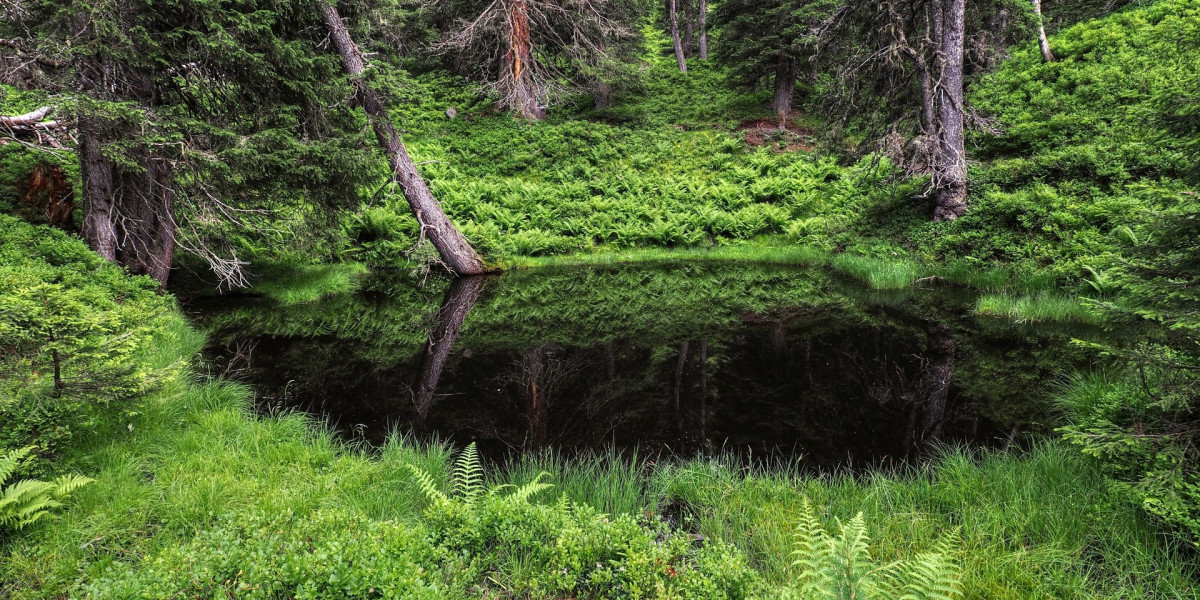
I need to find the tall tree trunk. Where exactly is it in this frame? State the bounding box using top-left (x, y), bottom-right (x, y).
top-left (79, 124), bottom-right (118, 263)
top-left (684, 0), bottom-right (695, 57)
top-left (932, 0), bottom-right (968, 221)
top-left (503, 0), bottom-right (544, 119)
top-left (413, 276), bottom-right (485, 419)
top-left (1031, 0), bottom-right (1055, 62)
top-left (669, 0), bottom-right (687, 72)
top-left (770, 57), bottom-right (797, 118)
top-left (697, 0), bottom-right (708, 60)
top-left (697, 339), bottom-right (708, 447)
top-left (118, 158), bottom-right (176, 284)
top-left (319, 2), bottom-right (487, 275)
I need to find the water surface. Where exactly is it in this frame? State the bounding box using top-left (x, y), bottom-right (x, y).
top-left (191, 263), bottom-right (1100, 469)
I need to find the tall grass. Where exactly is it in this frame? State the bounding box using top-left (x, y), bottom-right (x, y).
top-left (248, 262), bottom-right (370, 304)
top-left (975, 293), bottom-right (1102, 325)
top-left (646, 444), bottom-right (1198, 597)
top-left (503, 242), bottom-right (830, 270)
top-left (830, 254), bottom-right (929, 290)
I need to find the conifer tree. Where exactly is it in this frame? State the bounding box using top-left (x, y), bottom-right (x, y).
top-left (710, 0), bottom-right (838, 118)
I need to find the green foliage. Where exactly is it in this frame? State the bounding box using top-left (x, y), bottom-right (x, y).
top-left (1057, 359), bottom-right (1200, 549)
top-left (788, 498), bottom-right (961, 600)
top-left (0, 215), bottom-right (180, 455)
top-left (0, 446), bottom-right (92, 533)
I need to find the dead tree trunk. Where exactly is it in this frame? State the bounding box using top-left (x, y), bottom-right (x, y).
top-left (502, 0), bottom-right (544, 119)
top-left (697, 0), bottom-right (708, 60)
top-left (1031, 0), bottom-right (1055, 62)
top-left (413, 276), bottom-right (486, 419)
top-left (932, 0), bottom-right (968, 221)
top-left (669, 0), bottom-right (687, 72)
top-left (771, 57), bottom-right (797, 118)
top-left (319, 2), bottom-right (488, 275)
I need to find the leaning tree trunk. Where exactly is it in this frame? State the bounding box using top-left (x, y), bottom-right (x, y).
top-left (771, 57), bottom-right (797, 119)
top-left (1031, 0), bottom-right (1055, 62)
top-left (669, 0), bottom-right (687, 72)
top-left (932, 0), bottom-right (968, 221)
top-left (502, 0), bottom-right (544, 119)
top-left (697, 0), bottom-right (708, 60)
top-left (319, 2), bottom-right (487, 275)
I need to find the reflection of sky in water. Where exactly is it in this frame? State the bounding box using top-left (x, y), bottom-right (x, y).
top-left (194, 263), bottom-right (1104, 469)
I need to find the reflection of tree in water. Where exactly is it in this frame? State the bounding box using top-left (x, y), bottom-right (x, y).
top-left (197, 263), bottom-right (1090, 468)
top-left (413, 276), bottom-right (485, 422)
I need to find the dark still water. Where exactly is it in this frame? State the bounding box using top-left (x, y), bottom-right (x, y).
top-left (189, 263), bottom-right (1100, 469)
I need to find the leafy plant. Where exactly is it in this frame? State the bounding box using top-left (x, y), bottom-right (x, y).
top-left (0, 446), bottom-right (92, 532)
top-left (789, 498), bottom-right (962, 600)
top-left (409, 442), bottom-right (551, 509)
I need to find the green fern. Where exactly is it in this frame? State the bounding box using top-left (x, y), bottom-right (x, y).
top-left (789, 498), bottom-right (962, 600)
top-left (1, 447), bottom-right (93, 532)
top-left (409, 442), bottom-right (551, 509)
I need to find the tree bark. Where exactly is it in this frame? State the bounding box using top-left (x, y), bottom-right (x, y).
top-left (669, 0), bottom-right (687, 72)
top-left (413, 276), bottom-right (486, 419)
top-left (116, 158), bottom-right (176, 284)
top-left (502, 0), bottom-right (544, 119)
top-left (1031, 0), bottom-right (1055, 62)
top-left (78, 124), bottom-right (118, 263)
top-left (697, 0), bottom-right (708, 60)
top-left (319, 2), bottom-right (488, 275)
top-left (770, 57), bottom-right (797, 118)
top-left (932, 0), bottom-right (968, 221)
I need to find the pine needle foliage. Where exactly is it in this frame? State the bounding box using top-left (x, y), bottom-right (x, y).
top-left (789, 497), bottom-right (962, 600)
top-left (1, 447), bottom-right (92, 532)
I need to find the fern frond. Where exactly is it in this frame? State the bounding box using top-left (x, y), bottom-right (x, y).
top-left (509, 472), bottom-right (552, 504)
top-left (1, 479), bottom-right (62, 531)
top-left (52, 475), bottom-right (95, 498)
top-left (407, 465), bottom-right (450, 508)
top-left (0, 447), bottom-right (33, 484)
top-left (452, 442), bottom-right (483, 504)
top-left (791, 497), bottom-right (835, 597)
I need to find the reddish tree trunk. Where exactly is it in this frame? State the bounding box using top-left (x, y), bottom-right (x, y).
top-left (503, 0), bottom-right (544, 119)
top-left (320, 2), bottom-right (487, 275)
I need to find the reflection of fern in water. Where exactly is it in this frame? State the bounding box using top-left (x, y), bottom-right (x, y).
top-left (409, 442), bottom-right (552, 508)
top-left (1, 447), bottom-right (93, 532)
top-left (791, 497), bottom-right (961, 600)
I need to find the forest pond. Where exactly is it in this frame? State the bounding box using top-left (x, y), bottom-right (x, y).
top-left (189, 262), bottom-right (1103, 470)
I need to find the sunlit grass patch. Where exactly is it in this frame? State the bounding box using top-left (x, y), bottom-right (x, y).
top-left (503, 243), bottom-right (829, 269)
top-left (975, 293), bottom-right (1101, 324)
top-left (249, 262), bottom-right (370, 305)
top-left (830, 254), bottom-right (929, 290)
